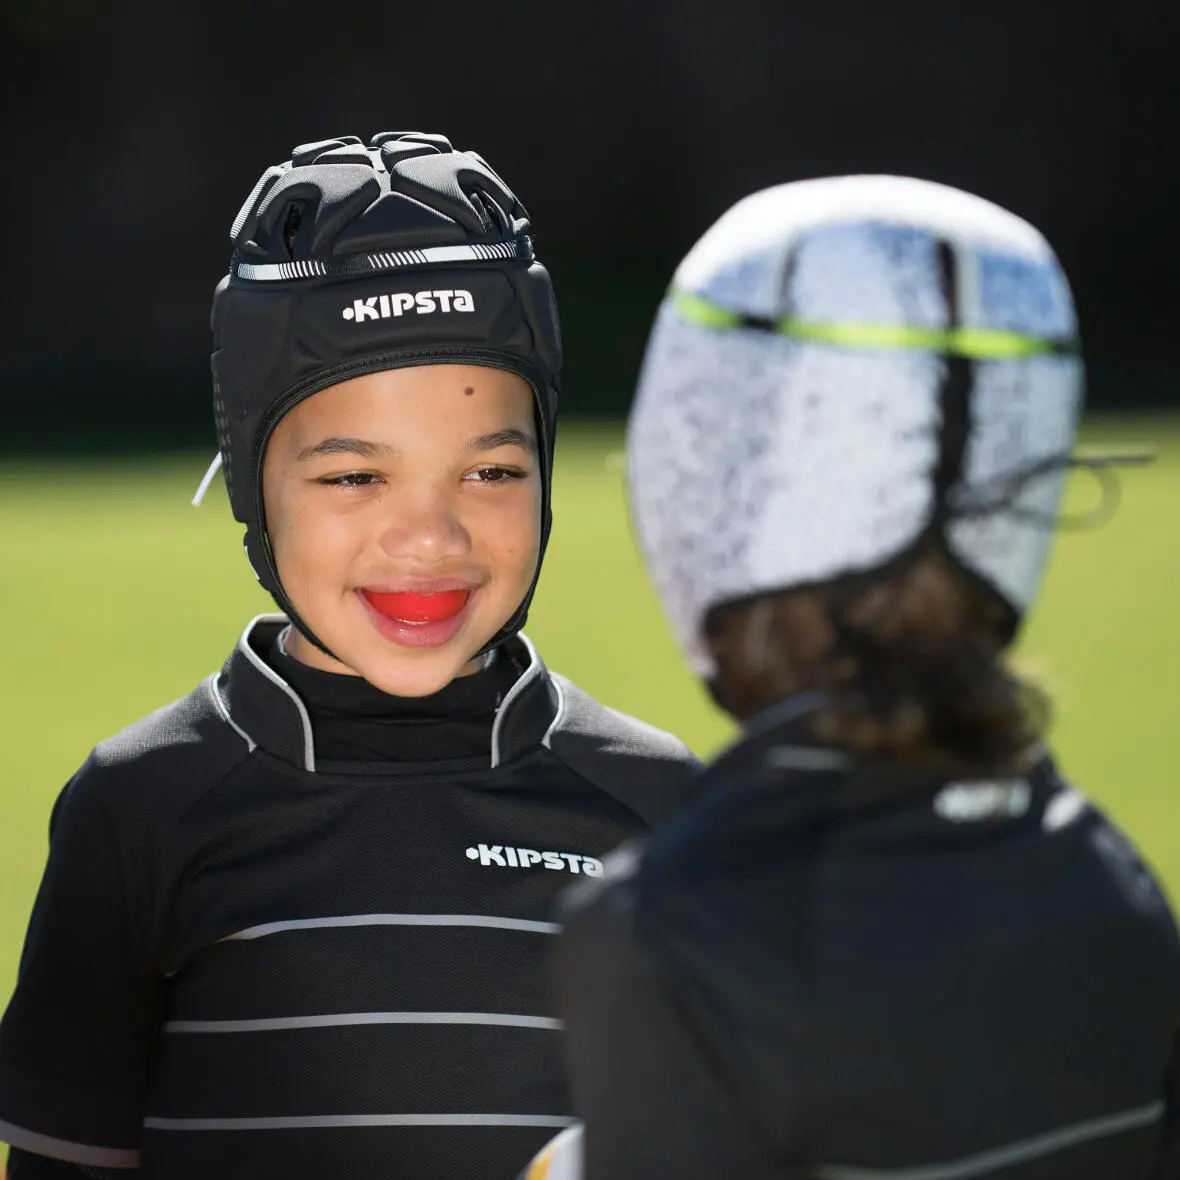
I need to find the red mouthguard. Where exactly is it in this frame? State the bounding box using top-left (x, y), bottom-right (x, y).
top-left (362, 588), bottom-right (471, 623)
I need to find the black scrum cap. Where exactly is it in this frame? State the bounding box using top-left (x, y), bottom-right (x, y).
top-left (210, 132), bottom-right (562, 655)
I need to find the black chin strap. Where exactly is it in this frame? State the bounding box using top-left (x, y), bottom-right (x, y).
top-left (244, 523), bottom-right (340, 659)
top-left (245, 369), bottom-right (556, 666)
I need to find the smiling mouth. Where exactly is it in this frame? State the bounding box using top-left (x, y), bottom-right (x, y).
top-left (361, 587), bottom-right (472, 624)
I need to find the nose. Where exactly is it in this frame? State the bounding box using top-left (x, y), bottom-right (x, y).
top-left (375, 489), bottom-right (472, 565)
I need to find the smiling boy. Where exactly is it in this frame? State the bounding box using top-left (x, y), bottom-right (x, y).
top-left (0, 133), bottom-right (694, 1180)
top-left (265, 364), bottom-right (544, 694)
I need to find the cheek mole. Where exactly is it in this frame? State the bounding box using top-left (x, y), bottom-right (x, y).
top-left (463, 386), bottom-right (475, 396)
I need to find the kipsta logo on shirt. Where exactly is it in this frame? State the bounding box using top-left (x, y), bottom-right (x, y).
top-left (465, 844), bottom-right (604, 877)
top-left (342, 289), bottom-right (475, 322)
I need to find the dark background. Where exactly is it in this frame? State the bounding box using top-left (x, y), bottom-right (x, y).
top-left (1, 0), bottom-right (1176, 453)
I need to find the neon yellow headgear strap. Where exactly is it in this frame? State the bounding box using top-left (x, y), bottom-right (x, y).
top-left (670, 288), bottom-right (1080, 360)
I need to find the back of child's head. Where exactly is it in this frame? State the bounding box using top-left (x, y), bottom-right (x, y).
top-left (209, 133), bottom-right (561, 653)
top-left (704, 545), bottom-right (1046, 774)
top-left (627, 175), bottom-right (1086, 770)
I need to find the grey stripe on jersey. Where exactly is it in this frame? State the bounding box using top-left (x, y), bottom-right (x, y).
top-left (0, 1121), bottom-right (141, 1168)
top-left (166, 1011), bottom-right (563, 1033)
top-left (220, 912), bottom-right (560, 942)
top-left (144, 1113), bottom-right (577, 1132)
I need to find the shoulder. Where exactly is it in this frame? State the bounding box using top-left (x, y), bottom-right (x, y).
top-left (61, 675), bottom-right (251, 832)
top-left (545, 673), bottom-right (699, 827)
top-left (1032, 757), bottom-right (1180, 931)
top-left (550, 674), bottom-right (696, 766)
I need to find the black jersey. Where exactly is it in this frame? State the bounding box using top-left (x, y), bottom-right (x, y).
top-left (0, 616), bottom-right (694, 1180)
top-left (554, 698), bottom-right (1180, 1179)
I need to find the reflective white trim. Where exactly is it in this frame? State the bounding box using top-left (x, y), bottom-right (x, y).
top-left (278, 624), bottom-right (295, 657)
top-left (237, 614), bottom-right (316, 771)
top-left (205, 673), bottom-right (257, 753)
top-left (0, 1120), bottom-right (140, 1168)
top-left (1043, 787), bottom-right (1089, 831)
top-left (232, 621), bottom-right (552, 772)
top-left (415, 243), bottom-right (515, 264)
top-left (221, 912), bottom-right (560, 942)
top-left (235, 258), bottom-right (330, 281)
top-left (491, 632), bottom-right (546, 769)
top-left (190, 451), bottom-right (224, 507)
top-left (541, 675), bottom-right (566, 750)
top-left (367, 248), bottom-right (428, 270)
top-left (234, 241), bottom-right (522, 282)
top-left (144, 1113), bottom-right (576, 1131)
top-left (814, 1100), bottom-right (1165, 1180)
top-left (166, 1011), bottom-right (562, 1033)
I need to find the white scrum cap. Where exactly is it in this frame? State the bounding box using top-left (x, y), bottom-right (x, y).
top-left (627, 175), bottom-right (1083, 678)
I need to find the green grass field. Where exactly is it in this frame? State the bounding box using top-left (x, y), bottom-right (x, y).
top-left (0, 418), bottom-right (1177, 1006)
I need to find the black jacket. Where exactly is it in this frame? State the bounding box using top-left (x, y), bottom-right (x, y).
top-left (0, 616), bottom-right (695, 1180)
top-left (555, 696), bottom-right (1180, 1179)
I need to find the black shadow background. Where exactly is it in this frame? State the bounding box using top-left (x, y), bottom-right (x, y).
top-left (1, 0), bottom-right (1175, 452)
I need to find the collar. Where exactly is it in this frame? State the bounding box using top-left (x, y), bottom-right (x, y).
top-left (211, 614), bottom-right (565, 772)
top-left (692, 692), bottom-right (1036, 822)
top-left (703, 692), bottom-right (852, 780)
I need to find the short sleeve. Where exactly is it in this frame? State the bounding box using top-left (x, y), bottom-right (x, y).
top-left (553, 873), bottom-right (771, 1180)
top-left (0, 760), bottom-right (160, 1166)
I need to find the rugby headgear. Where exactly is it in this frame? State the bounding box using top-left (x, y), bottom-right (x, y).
top-left (628, 176), bottom-right (1103, 678)
top-left (208, 132), bottom-right (561, 654)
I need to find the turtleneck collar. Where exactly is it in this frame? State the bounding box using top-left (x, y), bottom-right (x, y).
top-left (265, 630), bottom-right (519, 763)
top-left (213, 615), bottom-right (564, 773)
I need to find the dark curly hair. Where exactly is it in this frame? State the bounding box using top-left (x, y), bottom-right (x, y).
top-left (703, 542), bottom-right (1048, 777)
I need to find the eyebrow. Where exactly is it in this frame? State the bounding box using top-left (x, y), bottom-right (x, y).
top-left (295, 437), bottom-right (394, 462)
top-left (295, 428), bottom-right (536, 463)
top-left (466, 428), bottom-right (537, 456)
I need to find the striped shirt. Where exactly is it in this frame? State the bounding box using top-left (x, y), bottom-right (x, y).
top-left (0, 617), bottom-right (694, 1179)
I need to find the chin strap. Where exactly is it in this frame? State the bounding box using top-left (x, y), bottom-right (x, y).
top-left (190, 444), bottom-right (538, 665)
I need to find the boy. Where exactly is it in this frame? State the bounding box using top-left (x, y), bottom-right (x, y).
top-left (529, 176), bottom-right (1180, 1177)
top-left (0, 132), bottom-right (694, 1180)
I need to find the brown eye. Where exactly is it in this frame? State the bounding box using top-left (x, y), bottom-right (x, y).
top-left (320, 472), bottom-right (381, 487)
top-left (466, 466), bottom-right (524, 484)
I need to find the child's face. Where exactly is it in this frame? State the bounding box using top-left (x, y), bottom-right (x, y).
top-left (262, 363), bottom-right (542, 696)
